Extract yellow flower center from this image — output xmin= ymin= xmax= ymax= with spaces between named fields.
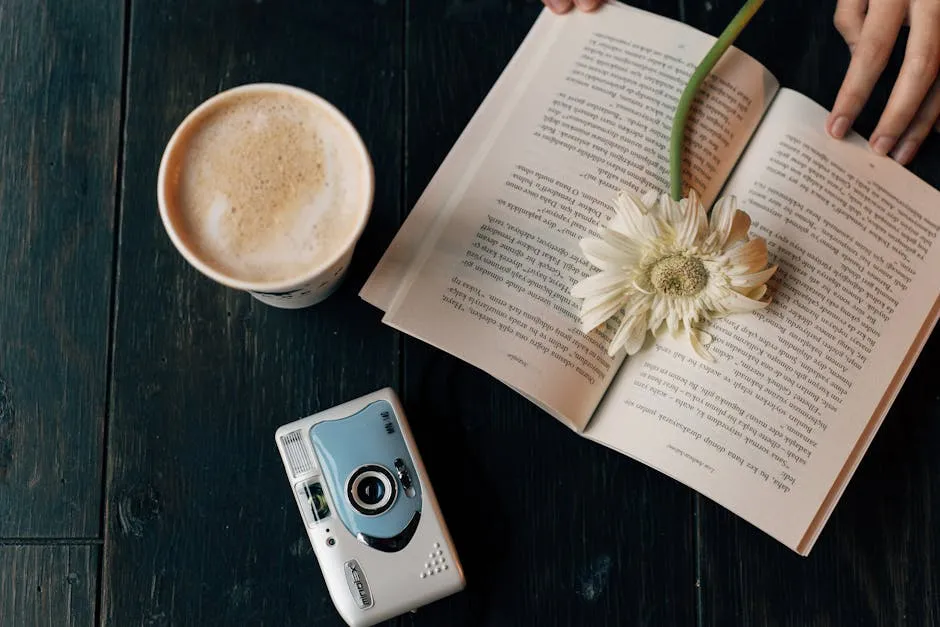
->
xmin=650 ymin=255 xmax=709 ymax=296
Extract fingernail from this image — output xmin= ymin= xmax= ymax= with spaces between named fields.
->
xmin=546 ymin=0 xmax=568 ymax=12
xmin=892 ymin=139 xmax=917 ymax=165
xmin=871 ymin=136 xmax=895 ymax=156
xmin=829 ymin=116 xmax=849 ymax=139
xmin=573 ymin=0 xmax=597 ymax=9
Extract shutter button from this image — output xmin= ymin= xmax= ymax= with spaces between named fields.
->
xmin=394 ymin=458 xmax=414 ymax=491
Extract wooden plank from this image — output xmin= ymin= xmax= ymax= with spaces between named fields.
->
xmin=682 ymin=1 xmax=940 ymax=625
xmin=0 ymin=545 xmax=99 ymax=626
xmin=399 ymin=2 xmax=696 ymax=625
xmin=102 ymin=1 xmax=403 ymax=625
xmin=0 ymin=1 xmax=123 ymax=536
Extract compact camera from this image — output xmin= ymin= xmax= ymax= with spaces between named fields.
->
xmin=275 ymin=388 xmax=465 ymax=626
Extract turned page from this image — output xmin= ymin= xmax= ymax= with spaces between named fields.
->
xmin=371 ymin=3 xmax=778 ymax=429
xmin=584 ymin=88 xmax=940 ymax=553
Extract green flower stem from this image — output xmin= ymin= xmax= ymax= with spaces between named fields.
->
xmin=670 ymin=0 xmax=766 ymax=201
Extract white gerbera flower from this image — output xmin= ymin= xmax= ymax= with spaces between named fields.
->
xmin=571 ymin=188 xmax=776 ymax=361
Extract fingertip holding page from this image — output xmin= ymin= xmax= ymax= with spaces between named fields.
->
xmin=871 ymin=135 xmax=896 ymax=157
xmin=574 ymin=0 xmax=604 ymax=10
xmin=545 ymin=0 xmax=574 ymax=14
xmin=828 ymin=115 xmax=850 ymax=139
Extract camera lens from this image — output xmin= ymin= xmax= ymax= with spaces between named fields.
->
xmin=346 ymin=465 xmax=397 ymax=516
xmin=355 ymin=475 xmax=386 ymax=505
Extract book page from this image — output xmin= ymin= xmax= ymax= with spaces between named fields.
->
xmin=370 ymin=3 xmax=778 ymax=430
xmin=584 ymin=88 xmax=940 ymax=553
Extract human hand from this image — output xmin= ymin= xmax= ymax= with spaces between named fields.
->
xmin=826 ymin=0 xmax=940 ymax=165
xmin=541 ymin=0 xmax=604 ymax=14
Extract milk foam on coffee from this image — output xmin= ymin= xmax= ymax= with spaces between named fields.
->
xmin=166 ymin=89 xmax=365 ymax=284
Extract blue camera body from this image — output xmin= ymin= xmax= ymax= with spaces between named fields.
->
xmin=310 ymin=397 xmax=423 ymax=551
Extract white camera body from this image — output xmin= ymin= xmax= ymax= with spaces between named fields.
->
xmin=275 ymin=388 xmax=465 ymax=626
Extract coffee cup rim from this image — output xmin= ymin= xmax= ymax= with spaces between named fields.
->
xmin=157 ymin=82 xmax=375 ymax=294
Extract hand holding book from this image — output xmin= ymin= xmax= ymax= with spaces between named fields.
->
xmin=827 ymin=0 xmax=940 ymax=165
xmin=544 ymin=0 xmax=940 ymax=166
xmin=541 ymin=0 xmax=604 ymax=13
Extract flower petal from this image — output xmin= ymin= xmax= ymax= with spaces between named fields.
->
xmin=571 ymin=271 xmax=630 ymax=299
xmin=608 ymin=310 xmax=649 ymax=356
xmin=606 ymin=294 xmax=652 ymax=355
xmin=632 ymin=278 xmax=653 ymax=294
xmin=714 ymin=289 xmax=770 ymax=315
xmin=726 ymin=210 xmax=751 ymax=246
xmin=657 ymin=192 xmax=683 ymax=227
xmin=647 ymin=294 xmax=669 ymax=333
xmin=633 ymin=191 xmax=666 ymax=239
xmin=622 ymin=320 xmax=649 ymax=355
xmin=744 ymin=284 xmax=768 ymax=301
xmin=706 ymin=195 xmax=738 ymax=251
xmin=689 ymin=328 xmax=715 ymax=361
xmin=580 ymin=237 xmax=639 ymax=269
xmin=614 ymin=191 xmax=652 ymax=240
xmin=665 ymin=300 xmax=681 ymax=334
xmin=579 ymin=292 xmax=628 ymax=332
xmin=679 ymin=297 xmax=703 ymax=329
xmin=675 ymin=189 xmax=707 ymax=248
xmin=723 ymin=237 xmax=769 ymax=273
xmin=691 ymin=189 xmax=710 ymax=243
xmin=599 ymin=228 xmax=645 ymax=257
xmin=729 ymin=265 xmax=777 ymax=288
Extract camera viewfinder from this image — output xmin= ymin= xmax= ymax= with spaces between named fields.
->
xmin=296 ymin=479 xmax=331 ymax=525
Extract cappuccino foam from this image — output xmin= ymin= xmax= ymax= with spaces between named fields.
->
xmin=166 ymin=89 xmax=366 ymax=284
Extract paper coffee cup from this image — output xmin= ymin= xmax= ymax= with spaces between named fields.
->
xmin=157 ymin=83 xmax=374 ymax=309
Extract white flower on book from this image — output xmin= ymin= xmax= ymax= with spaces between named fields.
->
xmin=571 ymin=189 xmax=776 ymax=360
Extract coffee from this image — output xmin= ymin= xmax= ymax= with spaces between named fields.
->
xmin=162 ymin=87 xmax=369 ymax=284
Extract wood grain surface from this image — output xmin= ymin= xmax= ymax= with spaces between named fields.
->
xmin=101 ymin=1 xmax=403 ymax=625
xmin=0 ymin=544 xmax=98 ymax=626
xmin=0 ymin=0 xmax=123 ymax=537
xmin=0 ymin=0 xmax=938 ymax=625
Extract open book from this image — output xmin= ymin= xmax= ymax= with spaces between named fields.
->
xmin=360 ymin=2 xmax=940 ymax=555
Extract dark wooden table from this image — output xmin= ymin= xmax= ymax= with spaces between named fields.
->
xmin=2 ymin=0 xmax=939 ymax=625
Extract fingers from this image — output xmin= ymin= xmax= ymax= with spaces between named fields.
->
xmin=544 ymin=0 xmax=574 ymax=13
xmin=826 ymin=0 xmax=907 ymax=140
xmin=870 ymin=1 xmax=940 ymax=155
xmin=891 ymin=80 xmax=940 ymax=164
xmin=574 ymin=0 xmax=604 ymax=10
xmin=543 ymin=0 xmax=602 ymax=12
xmin=833 ymin=0 xmax=868 ymax=51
